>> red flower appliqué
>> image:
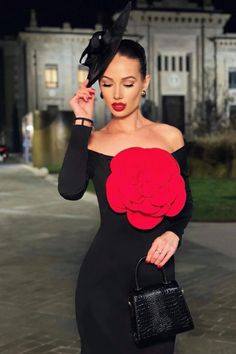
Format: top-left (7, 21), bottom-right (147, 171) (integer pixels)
top-left (105, 147), bottom-right (186, 230)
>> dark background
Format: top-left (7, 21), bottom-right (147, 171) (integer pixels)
top-left (1, 0), bottom-right (236, 37)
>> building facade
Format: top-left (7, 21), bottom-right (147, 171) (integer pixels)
top-left (127, 0), bottom-right (233, 136)
top-left (1, 0), bottom-right (236, 163)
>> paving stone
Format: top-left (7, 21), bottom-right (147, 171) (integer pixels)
top-left (0, 162), bottom-right (235, 354)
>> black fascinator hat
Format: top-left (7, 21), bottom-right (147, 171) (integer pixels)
top-left (79, 1), bottom-right (132, 87)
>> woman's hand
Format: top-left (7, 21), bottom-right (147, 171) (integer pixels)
top-left (69, 79), bottom-right (96, 119)
top-left (146, 231), bottom-right (180, 268)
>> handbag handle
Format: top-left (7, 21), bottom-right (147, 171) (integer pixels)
top-left (134, 256), bottom-right (170, 291)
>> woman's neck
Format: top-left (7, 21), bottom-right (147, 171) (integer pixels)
top-left (107, 109), bottom-right (148, 134)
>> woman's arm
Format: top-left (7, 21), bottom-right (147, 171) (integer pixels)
top-left (166, 176), bottom-right (193, 248)
top-left (165, 150), bottom-right (194, 248)
top-left (146, 148), bottom-right (193, 266)
top-left (58, 78), bottom-right (95, 200)
top-left (57, 124), bottom-right (93, 200)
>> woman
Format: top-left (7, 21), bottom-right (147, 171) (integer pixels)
top-left (58, 4), bottom-right (193, 354)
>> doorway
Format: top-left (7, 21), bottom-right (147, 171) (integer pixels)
top-left (162, 95), bottom-right (185, 134)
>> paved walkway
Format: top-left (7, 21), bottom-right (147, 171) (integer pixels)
top-left (0, 159), bottom-right (235, 354)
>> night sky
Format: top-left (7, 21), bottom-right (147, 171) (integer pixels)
top-left (1, 0), bottom-right (236, 38)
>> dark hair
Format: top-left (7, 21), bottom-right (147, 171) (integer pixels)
top-left (116, 39), bottom-right (147, 79)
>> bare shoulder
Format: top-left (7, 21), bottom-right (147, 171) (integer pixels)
top-left (88, 121), bottom-right (185, 152)
top-left (153, 122), bottom-right (185, 151)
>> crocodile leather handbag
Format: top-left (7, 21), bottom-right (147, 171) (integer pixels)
top-left (128, 256), bottom-right (194, 347)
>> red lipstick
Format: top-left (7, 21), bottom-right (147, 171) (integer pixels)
top-left (112, 102), bottom-right (126, 111)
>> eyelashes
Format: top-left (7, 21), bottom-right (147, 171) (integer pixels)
top-left (102, 84), bottom-right (134, 87)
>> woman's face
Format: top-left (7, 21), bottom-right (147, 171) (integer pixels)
top-left (99, 53), bottom-right (150, 117)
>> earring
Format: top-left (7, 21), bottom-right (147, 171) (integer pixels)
top-left (100, 92), bottom-right (104, 99)
top-left (141, 90), bottom-right (146, 97)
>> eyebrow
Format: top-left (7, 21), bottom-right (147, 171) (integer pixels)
top-left (101, 75), bottom-right (136, 81)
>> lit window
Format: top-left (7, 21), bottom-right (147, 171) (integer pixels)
top-left (229, 69), bottom-right (236, 89)
top-left (77, 65), bottom-right (89, 88)
top-left (45, 64), bottom-right (58, 88)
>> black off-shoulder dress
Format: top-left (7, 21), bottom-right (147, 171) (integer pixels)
top-left (58, 124), bottom-right (193, 354)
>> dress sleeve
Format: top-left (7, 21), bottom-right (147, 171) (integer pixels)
top-left (57, 124), bottom-right (93, 201)
top-left (165, 147), bottom-right (194, 248)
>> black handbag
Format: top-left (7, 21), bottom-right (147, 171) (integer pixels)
top-left (128, 256), bottom-right (194, 348)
